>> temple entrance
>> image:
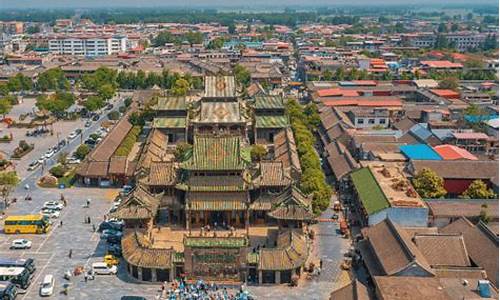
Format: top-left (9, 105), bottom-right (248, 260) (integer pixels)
top-left (209, 211), bottom-right (226, 226)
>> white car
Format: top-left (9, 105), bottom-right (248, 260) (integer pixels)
top-left (27, 161), bottom-right (40, 171)
top-left (43, 201), bottom-right (64, 211)
top-left (68, 132), bottom-right (78, 140)
top-left (45, 150), bottom-right (55, 159)
top-left (41, 209), bottom-right (60, 219)
top-left (39, 274), bottom-right (55, 296)
top-left (10, 239), bottom-right (32, 249)
top-left (91, 262), bottom-right (117, 275)
top-left (38, 157), bottom-right (46, 165)
top-left (67, 158), bottom-right (81, 164)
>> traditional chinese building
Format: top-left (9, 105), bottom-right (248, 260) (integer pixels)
top-left (112, 76), bottom-right (313, 284)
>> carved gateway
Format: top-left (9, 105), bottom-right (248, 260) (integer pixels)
top-left (183, 236), bottom-right (248, 281)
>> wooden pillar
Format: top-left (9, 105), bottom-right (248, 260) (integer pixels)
top-left (226, 211), bottom-right (231, 226)
top-left (186, 211), bottom-right (190, 230)
top-left (204, 211), bottom-right (208, 225)
top-left (138, 267), bottom-right (143, 281)
top-left (170, 267), bottom-right (175, 282)
top-left (275, 271), bottom-right (281, 284)
top-left (151, 268), bottom-right (157, 282)
top-left (195, 212), bottom-right (200, 225)
top-left (236, 212), bottom-right (241, 227)
top-left (258, 271), bottom-right (263, 285)
top-left (245, 210), bottom-right (250, 235)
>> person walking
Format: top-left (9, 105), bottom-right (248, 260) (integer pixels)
top-left (68, 249), bottom-right (72, 259)
top-left (92, 224), bottom-right (96, 232)
top-left (60, 220), bottom-right (63, 227)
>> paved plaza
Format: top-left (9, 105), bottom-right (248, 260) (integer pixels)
top-left (0, 182), bottom-right (349, 300)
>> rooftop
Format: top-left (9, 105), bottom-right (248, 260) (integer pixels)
top-left (400, 144), bottom-right (443, 161)
top-left (367, 163), bottom-right (425, 209)
top-left (350, 167), bottom-right (390, 215)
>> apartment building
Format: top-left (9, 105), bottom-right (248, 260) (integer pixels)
top-left (48, 35), bottom-right (128, 56)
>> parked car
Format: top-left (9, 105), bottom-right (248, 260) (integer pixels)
top-left (92, 115), bottom-right (99, 121)
top-left (10, 239), bottom-right (32, 249)
top-left (91, 262), bottom-right (117, 275)
top-left (75, 129), bottom-right (82, 135)
top-left (85, 121), bottom-right (92, 127)
top-left (27, 161), bottom-right (40, 171)
top-left (44, 150), bottom-right (55, 159)
top-left (41, 208), bottom-right (60, 219)
top-left (39, 274), bottom-right (55, 296)
top-left (38, 157), bottom-right (46, 165)
top-left (43, 201), bottom-right (64, 211)
top-left (67, 158), bottom-right (81, 164)
top-left (68, 132), bottom-right (78, 140)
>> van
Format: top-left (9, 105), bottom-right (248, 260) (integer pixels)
top-left (91, 262), bottom-right (117, 275)
top-left (39, 274), bottom-right (54, 296)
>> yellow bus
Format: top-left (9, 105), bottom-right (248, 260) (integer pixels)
top-left (3, 215), bottom-right (51, 234)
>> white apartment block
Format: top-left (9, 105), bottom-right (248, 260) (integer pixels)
top-left (48, 35), bottom-right (128, 56)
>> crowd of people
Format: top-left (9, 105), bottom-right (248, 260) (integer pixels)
top-left (157, 279), bottom-right (254, 300)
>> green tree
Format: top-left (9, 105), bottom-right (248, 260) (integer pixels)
top-left (207, 37), bottom-right (225, 50)
top-left (461, 180), bottom-right (496, 199)
top-left (36, 92), bottom-right (75, 114)
top-left (57, 152), bottom-right (68, 167)
top-left (83, 95), bottom-right (105, 112)
top-left (322, 69), bottom-right (333, 81)
top-left (0, 97), bottom-right (13, 117)
top-left (0, 171), bottom-right (19, 207)
top-left (438, 77), bottom-right (459, 91)
top-left (437, 23), bottom-right (447, 33)
top-left (250, 144), bottom-right (267, 162)
top-left (75, 144), bottom-right (90, 160)
top-left (412, 168), bottom-right (447, 198)
top-left (479, 204), bottom-right (490, 224)
top-left (97, 83), bottom-right (115, 100)
top-left (233, 64), bottom-right (251, 87)
top-left (49, 165), bottom-right (66, 178)
top-left (174, 142), bottom-right (192, 161)
top-left (37, 68), bottom-right (69, 91)
top-left (171, 78), bottom-right (190, 96)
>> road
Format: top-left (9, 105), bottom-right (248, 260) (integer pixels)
top-left (13, 96), bottom-right (127, 195)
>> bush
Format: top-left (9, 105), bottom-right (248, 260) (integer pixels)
top-left (75, 144), bottom-right (90, 160)
top-left (174, 142), bottom-right (193, 161)
top-left (107, 111), bottom-right (120, 120)
top-left (250, 144), bottom-right (267, 162)
top-left (114, 126), bottom-right (141, 157)
top-left (49, 165), bottom-right (66, 178)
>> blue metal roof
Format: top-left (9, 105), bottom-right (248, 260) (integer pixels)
top-left (464, 114), bottom-right (498, 124)
top-left (409, 123), bottom-right (432, 141)
top-left (399, 144), bottom-right (442, 160)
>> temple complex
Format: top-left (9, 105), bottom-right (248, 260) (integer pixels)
top-left (111, 76), bottom-right (313, 284)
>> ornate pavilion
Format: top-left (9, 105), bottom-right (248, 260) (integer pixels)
top-left (111, 76), bottom-right (313, 285)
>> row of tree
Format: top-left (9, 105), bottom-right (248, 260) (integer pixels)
top-left (286, 99), bottom-right (331, 214)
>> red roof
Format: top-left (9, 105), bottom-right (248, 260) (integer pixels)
top-left (433, 145), bottom-right (478, 161)
top-left (421, 60), bottom-right (463, 69)
top-left (430, 89), bottom-right (460, 98)
top-left (316, 88), bottom-right (360, 97)
top-left (322, 97), bottom-right (402, 107)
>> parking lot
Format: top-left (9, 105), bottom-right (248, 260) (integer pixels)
top-left (0, 187), bottom-right (163, 300)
